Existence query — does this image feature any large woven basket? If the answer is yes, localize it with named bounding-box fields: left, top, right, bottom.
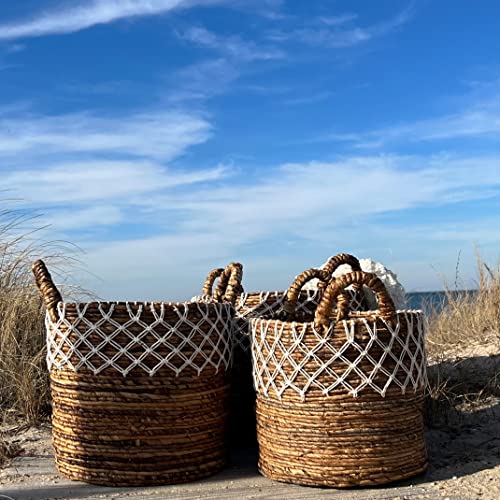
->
left=251, top=271, right=428, bottom=487
left=197, top=255, right=366, bottom=447
left=33, top=260, right=234, bottom=487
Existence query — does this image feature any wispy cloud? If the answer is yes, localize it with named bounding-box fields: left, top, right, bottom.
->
left=47, top=205, right=124, bottom=231
left=170, top=25, right=285, bottom=102
left=3, top=117, right=498, bottom=297
left=283, top=91, right=334, bottom=106
left=0, top=109, right=211, bottom=160
left=0, top=0, right=224, bottom=40
left=3, top=162, right=227, bottom=205
left=317, top=14, right=358, bottom=27
left=150, top=154, right=500, bottom=241
left=179, top=25, right=285, bottom=61
left=11, top=152, right=498, bottom=243
left=267, top=3, right=414, bottom=48
left=167, top=58, right=240, bottom=101
left=323, top=87, right=500, bottom=148
left=0, top=105, right=226, bottom=234
left=63, top=152, right=500, bottom=299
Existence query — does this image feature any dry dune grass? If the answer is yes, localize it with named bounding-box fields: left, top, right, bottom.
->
left=426, top=253, right=500, bottom=357
left=0, top=284, right=47, bottom=424
left=0, top=207, right=77, bottom=426
left=425, top=254, right=499, bottom=428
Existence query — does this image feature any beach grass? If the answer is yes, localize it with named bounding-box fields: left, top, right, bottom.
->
left=426, top=251, right=500, bottom=357
left=0, top=207, right=77, bottom=427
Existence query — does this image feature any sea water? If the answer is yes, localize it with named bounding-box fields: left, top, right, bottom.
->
left=406, top=290, right=477, bottom=313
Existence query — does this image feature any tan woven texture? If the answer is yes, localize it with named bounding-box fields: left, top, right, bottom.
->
left=198, top=254, right=366, bottom=354
left=32, top=260, right=233, bottom=487
left=196, top=255, right=367, bottom=447
left=251, top=271, right=428, bottom=488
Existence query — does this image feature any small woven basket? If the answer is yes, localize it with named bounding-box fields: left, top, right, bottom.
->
left=251, top=271, right=428, bottom=487
left=33, top=260, right=234, bottom=487
left=197, top=255, right=366, bottom=447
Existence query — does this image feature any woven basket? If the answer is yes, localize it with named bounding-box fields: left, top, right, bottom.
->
left=33, top=260, right=234, bottom=487
left=251, top=271, right=428, bottom=487
left=201, top=253, right=365, bottom=355
left=197, top=255, right=366, bottom=447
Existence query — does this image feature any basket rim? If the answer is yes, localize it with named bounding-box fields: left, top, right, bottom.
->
left=51, top=300, right=234, bottom=308
left=249, top=308, right=423, bottom=326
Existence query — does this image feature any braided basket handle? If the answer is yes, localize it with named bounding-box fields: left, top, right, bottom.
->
left=283, top=267, right=331, bottom=314
left=213, top=262, right=244, bottom=305
left=319, top=253, right=363, bottom=291
left=322, top=253, right=362, bottom=275
left=202, top=268, right=225, bottom=297
left=32, top=259, right=62, bottom=322
left=315, top=271, right=396, bottom=329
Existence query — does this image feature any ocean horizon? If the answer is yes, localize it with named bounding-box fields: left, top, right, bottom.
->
left=406, top=290, right=477, bottom=312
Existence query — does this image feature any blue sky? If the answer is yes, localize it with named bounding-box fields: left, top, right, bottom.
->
left=1, top=0, right=499, bottom=299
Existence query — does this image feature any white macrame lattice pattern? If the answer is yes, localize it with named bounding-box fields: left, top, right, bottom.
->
left=46, top=301, right=233, bottom=376
left=252, top=311, right=427, bottom=400
left=193, top=289, right=363, bottom=353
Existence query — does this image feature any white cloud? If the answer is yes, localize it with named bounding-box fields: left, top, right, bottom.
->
left=153, top=155, right=500, bottom=242
left=171, top=26, right=285, bottom=102
left=0, top=105, right=226, bottom=231
left=293, top=27, right=370, bottom=48
left=0, top=0, right=224, bottom=40
left=0, top=109, right=211, bottom=160
left=266, top=3, right=413, bottom=48
left=179, top=26, right=285, bottom=61
left=324, top=87, right=500, bottom=148
left=47, top=205, right=124, bottom=230
left=283, top=91, right=334, bottom=106
left=56, top=153, right=500, bottom=299
left=2, top=162, right=227, bottom=205
left=318, top=14, right=358, bottom=27
left=168, top=58, right=240, bottom=101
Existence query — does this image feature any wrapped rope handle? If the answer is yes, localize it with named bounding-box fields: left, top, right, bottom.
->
left=202, top=268, right=225, bottom=297
left=284, top=254, right=364, bottom=315
left=283, top=268, right=331, bottom=314
left=319, top=253, right=363, bottom=295
left=32, top=259, right=62, bottom=323
left=315, top=271, right=396, bottom=329
left=322, top=253, right=362, bottom=276
left=213, top=262, right=244, bottom=305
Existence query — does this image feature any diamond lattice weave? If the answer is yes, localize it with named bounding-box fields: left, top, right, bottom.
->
left=251, top=311, right=427, bottom=400
left=233, top=289, right=324, bottom=352
left=194, top=289, right=363, bottom=353
left=46, top=301, right=233, bottom=376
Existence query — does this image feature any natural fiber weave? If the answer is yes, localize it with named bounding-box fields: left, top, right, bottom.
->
left=33, top=260, right=233, bottom=487
left=198, top=254, right=366, bottom=354
left=251, top=271, right=428, bottom=487
left=195, top=255, right=366, bottom=447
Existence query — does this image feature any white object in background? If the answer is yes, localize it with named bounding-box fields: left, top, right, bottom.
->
left=303, top=257, right=408, bottom=310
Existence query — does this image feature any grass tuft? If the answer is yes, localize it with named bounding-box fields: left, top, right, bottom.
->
left=0, top=205, right=77, bottom=426
left=425, top=252, right=500, bottom=427
left=426, top=252, right=500, bottom=356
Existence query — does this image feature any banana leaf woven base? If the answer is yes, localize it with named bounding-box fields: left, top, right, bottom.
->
left=256, top=388, right=427, bottom=488
left=50, top=367, right=229, bottom=487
